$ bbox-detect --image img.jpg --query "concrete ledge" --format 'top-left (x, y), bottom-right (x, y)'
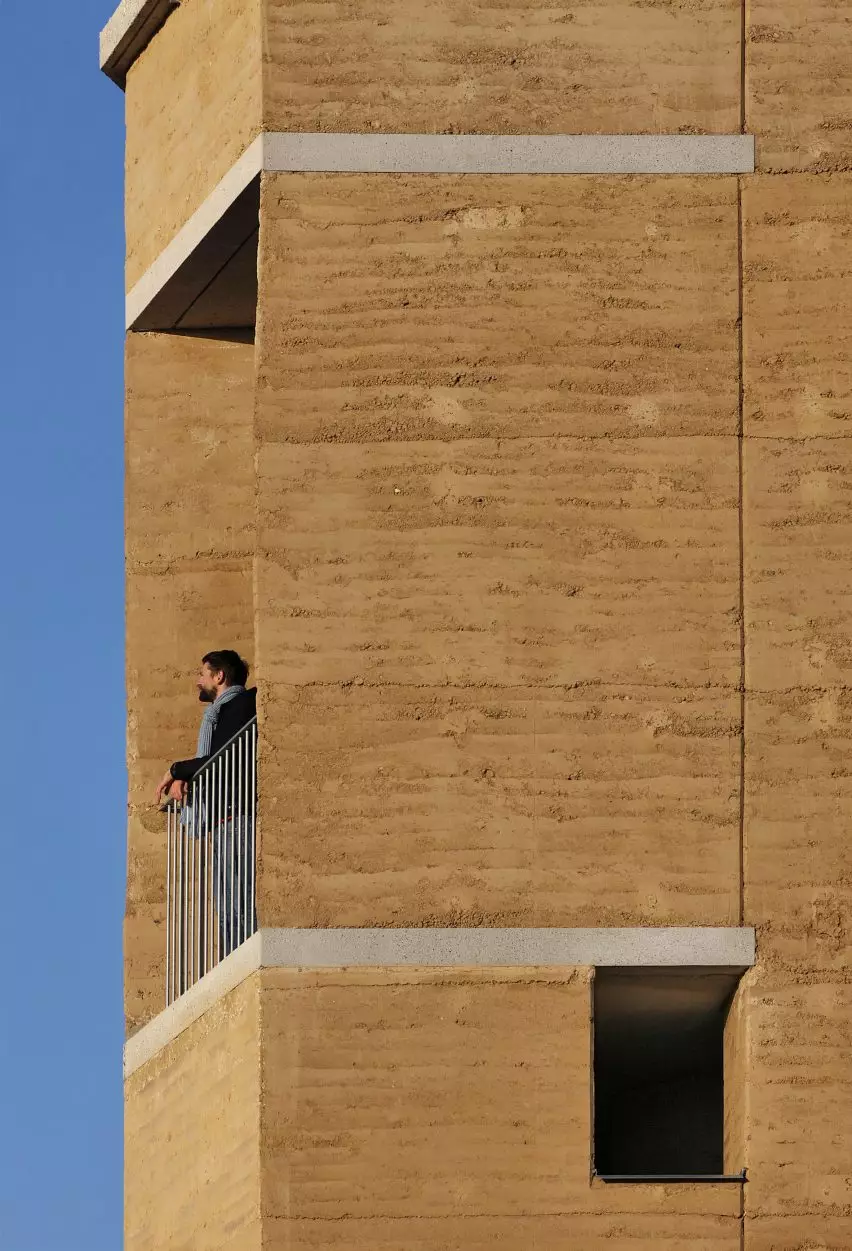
top-left (100, 0), bottom-right (179, 87)
top-left (258, 925), bottom-right (755, 969)
top-left (262, 132), bottom-right (755, 176)
top-left (125, 926), bottom-right (755, 1077)
top-left (125, 933), bottom-right (263, 1079)
top-left (125, 132), bottom-right (754, 329)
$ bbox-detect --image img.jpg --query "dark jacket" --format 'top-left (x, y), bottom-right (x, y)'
top-left (170, 687), bottom-right (257, 783)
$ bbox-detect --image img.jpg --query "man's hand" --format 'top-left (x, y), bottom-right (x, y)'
top-left (167, 778), bottom-right (187, 803)
top-left (155, 770), bottom-right (185, 805)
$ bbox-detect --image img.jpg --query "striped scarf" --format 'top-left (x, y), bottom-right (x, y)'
top-left (182, 684), bottom-right (247, 833)
top-left (197, 684), bottom-right (246, 757)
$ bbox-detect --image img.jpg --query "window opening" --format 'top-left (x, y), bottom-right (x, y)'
top-left (592, 969), bottom-right (743, 1181)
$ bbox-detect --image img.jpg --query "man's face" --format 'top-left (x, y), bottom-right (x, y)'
top-left (196, 662), bottom-right (220, 703)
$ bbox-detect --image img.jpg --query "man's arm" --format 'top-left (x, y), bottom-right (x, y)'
top-left (156, 692), bottom-right (256, 799)
top-left (156, 750), bottom-right (214, 798)
top-left (155, 770), bottom-right (188, 805)
top-left (169, 755), bottom-right (209, 783)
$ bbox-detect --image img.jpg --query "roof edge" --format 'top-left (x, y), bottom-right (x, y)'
top-left (100, 0), bottom-right (180, 87)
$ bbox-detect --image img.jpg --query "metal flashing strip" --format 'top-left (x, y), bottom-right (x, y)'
top-left (595, 1173), bottom-right (747, 1184)
top-left (124, 926), bottom-right (755, 1077)
top-left (125, 132), bottom-right (754, 329)
top-left (100, 0), bottom-right (179, 86)
top-left (262, 132), bottom-right (755, 176)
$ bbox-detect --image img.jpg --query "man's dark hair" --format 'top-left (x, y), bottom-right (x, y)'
top-left (202, 650), bottom-right (250, 687)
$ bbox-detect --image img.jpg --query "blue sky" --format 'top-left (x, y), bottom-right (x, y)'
top-left (0, 2), bottom-right (126, 1246)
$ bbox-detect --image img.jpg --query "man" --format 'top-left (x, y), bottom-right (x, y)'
top-left (156, 650), bottom-right (257, 965)
top-left (156, 650), bottom-right (256, 803)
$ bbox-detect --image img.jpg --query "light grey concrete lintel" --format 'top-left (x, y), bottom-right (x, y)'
top-left (258, 926), bottom-right (756, 969)
top-left (261, 132), bottom-right (755, 176)
top-left (124, 926), bottom-right (755, 1076)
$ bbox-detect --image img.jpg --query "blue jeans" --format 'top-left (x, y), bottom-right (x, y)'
top-left (214, 814), bottom-right (257, 958)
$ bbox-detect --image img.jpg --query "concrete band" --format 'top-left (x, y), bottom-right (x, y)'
top-left (126, 131), bottom-right (756, 329)
top-left (124, 926), bottom-right (756, 1076)
top-left (262, 132), bottom-right (755, 176)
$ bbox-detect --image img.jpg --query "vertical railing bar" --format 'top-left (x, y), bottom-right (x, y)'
top-left (174, 801), bottom-right (179, 1004)
top-left (195, 776), bottom-right (201, 986)
top-left (207, 766), bottom-right (213, 978)
top-left (238, 733), bottom-right (244, 948)
top-left (210, 764), bottom-right (216, 972)
top-left (241, 730), bottom-right (247, 942)
top-left (233, 737), bottom-right (240, 951)
top-left (215, 752), bottom-right (222, 968)
top-left (223, 745), bottom-right (230, 960)
top-left (237, 731), bottom-right (242, 948)
top-left (165, 803), bottom-right (171, 1007)
top-left (202, 765), bottom-right (208, 980)
top-left (186, 780), bottom-right (192, 985)
top-left (192, 775), bottom-right (198, 980)
top-left (232, 739), bottom-right (238, 954)
top-left (195, 775), bottom-right (202, 985)
top-left (172, 800), bottom-right (178, 1003)
top-left (176, 801), bottom-right (181, 1000)
top-left (198, 778), bottom-right (203, 986)
top-left (177, 804), bottom-right (183, 999)
top-left (212, 745), bottom-right (218, 960)
top-left (172, 801), bottom-right (177, 1004)
top-left (231, 741), bottom-right (237, 956)
top-left (249, 723), bottom-right (256, 939)
top-left (201, 781), bottom-right (205, 981)
top-left (221, 749), bottom-right (226, 965)
top-left (197, 776), bottom-right (203, 985)
top-left (197, 776), bottom-right (202, 983)
top-left (248, 727), bottom-right (253, 938)
top-left (200, 772), bottom-right (206, 980)
top-left (229, 743), bottom-right (236, 958)
top-left (185, 785), bottom-right (191, 990)
top-left (243, 728), bottom-right (249, 941)
top-left (245, 728), bottom-right (251, 940)
top-left (184, 801), bottom-right (189, 995)
top-left (241, 730), bottom-right (247, 944)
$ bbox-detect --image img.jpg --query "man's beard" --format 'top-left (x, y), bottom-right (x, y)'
top-left (198, 687), bottom-right (216, 703)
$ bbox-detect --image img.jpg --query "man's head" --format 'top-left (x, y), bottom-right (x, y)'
top-left (196, 650), bottom-right (250, 703)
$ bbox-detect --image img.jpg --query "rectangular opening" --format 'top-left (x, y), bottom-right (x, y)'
top-left (592, 968), bottom-right (742, 1180)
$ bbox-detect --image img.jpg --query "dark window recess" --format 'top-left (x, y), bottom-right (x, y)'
top-left (593, 969), bottom-right (740, 1178)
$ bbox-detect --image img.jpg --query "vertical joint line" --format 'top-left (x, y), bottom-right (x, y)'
top-left (739, 1159), bottom-right (746, 1250)
top-left (737, 181), bottom-right (746, 929)
top-left (740, 0), bottom-right (747, 134)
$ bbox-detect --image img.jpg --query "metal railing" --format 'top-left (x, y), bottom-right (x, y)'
top-left (164, 716), bottom-right (258, 1006)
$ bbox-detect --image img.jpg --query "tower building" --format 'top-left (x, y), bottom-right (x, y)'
top-left (102, 1), bottom-right (852, 1247)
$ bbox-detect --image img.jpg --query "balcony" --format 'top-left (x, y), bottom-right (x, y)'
top-left (163, 716), bottom-right (258, 1005)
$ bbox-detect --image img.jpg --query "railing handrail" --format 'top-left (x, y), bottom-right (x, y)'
top-left (186, 713), bottom-right (258, 782)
